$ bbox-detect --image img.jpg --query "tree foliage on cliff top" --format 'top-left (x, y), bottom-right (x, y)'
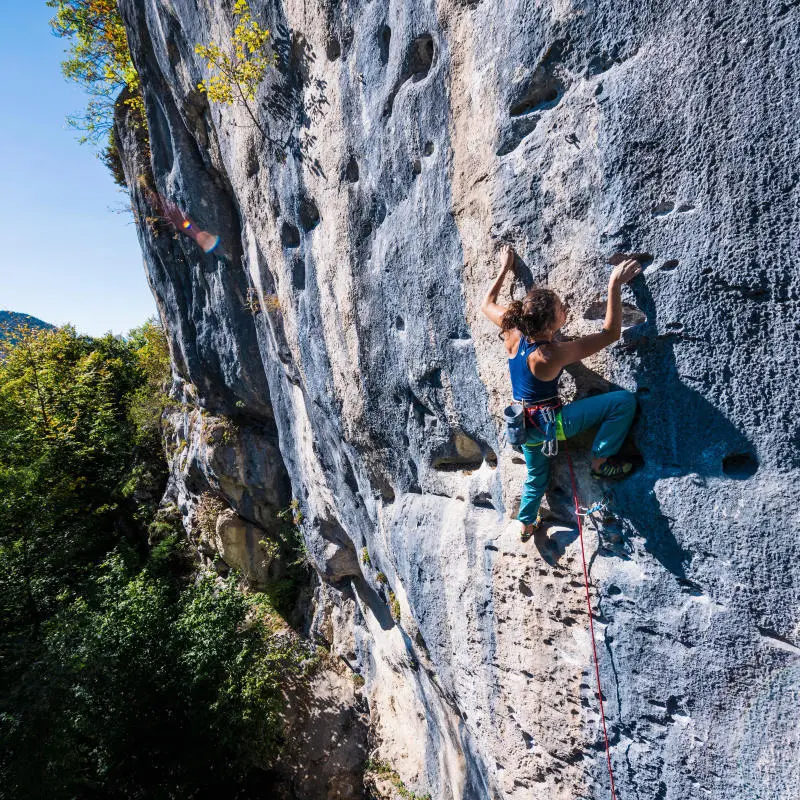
top-left (0, 324), bottom-right (310, 799)
top-left (195, 0), bottom-right (274, 140)
top-left (48, 0), bottom-right (146, 185)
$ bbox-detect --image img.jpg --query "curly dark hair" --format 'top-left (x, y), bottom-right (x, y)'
top-left (500, 288), bottom-right (560, 339)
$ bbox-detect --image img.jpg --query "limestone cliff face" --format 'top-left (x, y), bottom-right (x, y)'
top-left (116, 1), bottom-right (799, 797)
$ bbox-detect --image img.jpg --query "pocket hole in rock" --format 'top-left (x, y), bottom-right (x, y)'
top-left (631, 252), bottom-right (654, 268)
top-left (407, 34), bottom-right (435, 80)
top-left (281, 221), bottom-right (300, 248)
top-left (379, 25), bottom-right (391, 65)
top-left (665, 322), bottom-right (684, 332)
top-left (584, 300), bottom-right (646, 327)
top-left (326, 38), bottom-right (341, 60)
top-left (722, 452), bottom-right (758, 479)
top-left (423, 141), bottom-right (434, 156)
top-left (472, 493), bottom-right (495, 509)
top-left (383, 34), bottom-right (436, 117)
top-left (409, 395), bottom-right (436, 427)
top-left (661, 259), bottom-right (679, 272)
top-left (411, 158), bottom-right (422, 175)
top-left (422, 368), bottom-right (442, 389)
top-left (652, 202), bottom-right (674, 217)
top-left (291, 258), bottom-right (305, 290)
top-left (299, 198), bottom-right (320, 231)
top-left (676, 203), bottom-right (695, 213)
top-left (608, 251), bottom-right (653, 268)
top-left (495, 116), bottom-right (540, 157)
top-left (395, 316), bottom-right (405, 331)
top-left (344, 156), bottom-right (359, 183)
top-left (431, 431), bottom-right (484, 471)
top-left (586, 52), bottom-right (616, 77)
top-left (509, 70), bottom-right (563, 117)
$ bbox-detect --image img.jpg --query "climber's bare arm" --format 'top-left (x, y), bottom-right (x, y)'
top-left (480, 244), bottom-right (515, 327)
top-left (531, 259), bottom-right (642, 377)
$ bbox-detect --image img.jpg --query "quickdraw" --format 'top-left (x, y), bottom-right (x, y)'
top-left (524, 397), bottom-right (563, 458)
top-left (577, 493), bottom-right (612, 519)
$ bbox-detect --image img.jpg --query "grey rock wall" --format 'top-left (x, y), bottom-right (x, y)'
top-left (117, 0), bottom-right (800, 797)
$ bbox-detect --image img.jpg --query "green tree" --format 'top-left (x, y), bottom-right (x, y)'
top-left (0, 325), bottom-right (311, 799)
top-left (5, 550), bottom-right (311, 799)
top-left (127, 317), bottom-right (172, 448)
top-left (0, 325), bottom-right (153, 624)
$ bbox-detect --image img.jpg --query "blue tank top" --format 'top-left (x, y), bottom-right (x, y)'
top-left (508, 336), bottom-right (562, 402)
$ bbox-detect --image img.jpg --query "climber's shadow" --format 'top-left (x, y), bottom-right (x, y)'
top-left (540, 277), bottom-right (757, 584)
top-left (534, 524), bottom-right (580, 566)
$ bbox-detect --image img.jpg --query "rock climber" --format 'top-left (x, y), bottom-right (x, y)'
top-left (480, 245), bottom-right (642, 545)
top-left (139, 178), bottom-right (221, 254)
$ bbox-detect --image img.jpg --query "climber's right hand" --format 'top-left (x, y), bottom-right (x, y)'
top-left (609, 258), bottom-right (642, 286)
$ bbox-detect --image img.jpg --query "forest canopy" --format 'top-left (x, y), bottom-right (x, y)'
top-left (0, 324), bottom-right (312, 799)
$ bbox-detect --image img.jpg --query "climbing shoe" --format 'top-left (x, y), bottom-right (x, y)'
top-left (520, 515), bottom-right (543, 543)
top-left (591, 457), bottom-right (634, 480)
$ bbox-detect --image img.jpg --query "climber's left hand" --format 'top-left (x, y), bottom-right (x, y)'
top-left (499, 244), bottom-right (515, 272)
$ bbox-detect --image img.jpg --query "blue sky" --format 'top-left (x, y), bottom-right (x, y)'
top-left (0, 3), bottom-right (156, 337)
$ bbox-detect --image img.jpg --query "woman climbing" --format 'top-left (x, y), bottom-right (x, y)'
top-left (480, 245), bottom-right (642, 544)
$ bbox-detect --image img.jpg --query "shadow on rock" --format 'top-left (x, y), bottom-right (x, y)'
top-left (263, 24), bottom-right (329, 176)
top-left (535, 524), bottom-right (579, 566)
top-left (533, 277), bottom-right (756, 584)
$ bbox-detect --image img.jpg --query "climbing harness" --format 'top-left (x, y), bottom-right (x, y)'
top-left (524, 397), bottom-right (563, 457)
top-left (563, 440), bottom-right (619, 800)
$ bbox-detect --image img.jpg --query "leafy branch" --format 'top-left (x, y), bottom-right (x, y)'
top-left (47, 0), bottom-right (147, 185)
top-left (195, 0), bottom-right (275, 140)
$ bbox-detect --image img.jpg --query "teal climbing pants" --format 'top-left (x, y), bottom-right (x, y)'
top-left (517, 390), bottom-right (637, 525)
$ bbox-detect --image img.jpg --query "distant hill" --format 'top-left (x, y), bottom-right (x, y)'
top-left (0, 311), bottom-right (55, 342)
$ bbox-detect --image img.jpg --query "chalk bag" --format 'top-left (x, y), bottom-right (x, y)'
top-left (504, 403), bottom-right (526, 446)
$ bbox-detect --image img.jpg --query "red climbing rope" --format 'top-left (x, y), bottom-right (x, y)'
top-left (563, 441), bottom-right (619, 800)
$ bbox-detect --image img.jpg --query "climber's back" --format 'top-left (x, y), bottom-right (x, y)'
top-left (507, 334), bottom-right (562, 403)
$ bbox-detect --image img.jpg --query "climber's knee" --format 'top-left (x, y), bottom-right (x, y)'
top-left (619, 389), bottom-right (636, 416)
top-left (607, 390), bottom-right (636, 422)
